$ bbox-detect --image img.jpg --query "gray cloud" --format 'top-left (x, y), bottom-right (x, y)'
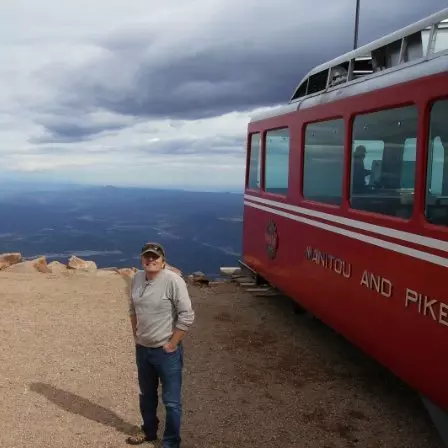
top-left (137, 135), bottom-right (247, 156)
top-left (30, 135), bottom-right (246, 158)
top-left (26, 104), bottom-right (141, 143)
top-left (1, 0), bottom-right (446, 186)
top-left (96, 47), bottom-right (332, 119)
top-left (43, 34), bottom-right (347, 123)
top-left (34, 1), bottom-right (446, 130)
top-left (359, 2), bottom-right (445, 44)
top-left (30, 121), bottom-right (127, 143)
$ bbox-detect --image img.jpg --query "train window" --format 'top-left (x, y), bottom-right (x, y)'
top-left (265, 128), bottom-right (290, 195)
top-left (303, 118), bottom-right (344, 205)
top-left (425, 99), bottom-right (448, 226)
top-left (247, 133), bottom-right (261, 190)
top-left (350, 105), bottom-right (418, 219)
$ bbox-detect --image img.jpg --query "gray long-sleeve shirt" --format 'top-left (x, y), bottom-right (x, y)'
top-left (129, 269), bottom-right (195, 348)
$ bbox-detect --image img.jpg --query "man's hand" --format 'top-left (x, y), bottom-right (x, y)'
top-left (162, 342), bottom-right (177, 353)
top-left (163, 328), bottom-right (185, 353)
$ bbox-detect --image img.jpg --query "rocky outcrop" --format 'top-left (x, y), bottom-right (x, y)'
top-left (116, 267), bottom-right (138, 277)
top-left (0, 251), bottom-right (214, 287)
top-left (187, 271), bottom-right (210, 286)
top-left (67, 256), bottom-right (97, 272)
top-left (166, 264), bottom-right (182, 277)
top-left (96, 269), bottom-right (120, 277)
top-left (47, 261), bottom-right (67, 273)
top-left (0, 253), bottom-right (22, 270)
top-left (5, 256), bottom-right (51, 274)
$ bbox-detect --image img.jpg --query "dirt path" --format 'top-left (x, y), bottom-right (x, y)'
top-left (0, 271), bottom-right (443, 447)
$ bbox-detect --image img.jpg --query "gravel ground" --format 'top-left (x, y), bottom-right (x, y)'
top-left (0, 270), bottom-right (444, 448)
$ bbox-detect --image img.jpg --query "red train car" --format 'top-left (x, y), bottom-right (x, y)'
top-left (241, 8), bottom-right (448, 443)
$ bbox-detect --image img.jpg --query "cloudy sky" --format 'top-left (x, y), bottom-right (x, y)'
top-left (0, 0), bottom-right (445, 191)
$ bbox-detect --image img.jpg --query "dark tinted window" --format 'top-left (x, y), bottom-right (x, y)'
top-left (303, 118), bottom-right (344, 205)
top-left (425, 99), bottom-right (448, 226)
top-left (265, 128), bottom-right (290, 195)
top-left (350, 105), bottom-right (418, 219)
top-left (247, 133), bottom-right (261, 190)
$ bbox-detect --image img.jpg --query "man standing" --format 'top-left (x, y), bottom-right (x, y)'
top-left (126, 242), bottom-right (195, 447)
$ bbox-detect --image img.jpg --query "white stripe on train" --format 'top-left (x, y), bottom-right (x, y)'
top-left (243, 200), bottom-right (448, 269)
top-left (244, 194), bottom-right (448, 253)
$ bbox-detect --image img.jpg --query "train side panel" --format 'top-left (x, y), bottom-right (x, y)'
top-left (243, 199), bottom-right (448, 410)
top-left (242, 71), bottom-right (448, 411)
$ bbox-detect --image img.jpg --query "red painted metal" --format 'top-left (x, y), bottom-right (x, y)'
top-left (242, 71), bottom-right (448, 412)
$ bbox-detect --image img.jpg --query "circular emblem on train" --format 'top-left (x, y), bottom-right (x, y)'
top-left (265, 219), bottom-right (278, 260)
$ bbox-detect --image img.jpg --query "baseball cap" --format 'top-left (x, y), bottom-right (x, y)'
top-left (140, 242), bottom-right (165, 258)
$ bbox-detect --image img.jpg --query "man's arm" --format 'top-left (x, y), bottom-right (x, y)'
top-left (128, 274), bottom-right (138, 342)
top-left (164, 276), bottom-right (195, 351)
top-left (169, 328), bottom-right (186, 348)
top-left (130, 313), bottom-right (137, 341)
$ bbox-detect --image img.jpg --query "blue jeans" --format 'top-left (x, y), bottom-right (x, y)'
top-left (135, 343), bottom-right (183, 448)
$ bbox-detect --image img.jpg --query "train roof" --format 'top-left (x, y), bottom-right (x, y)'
top-left (250, 8), bottom-right (448, 123)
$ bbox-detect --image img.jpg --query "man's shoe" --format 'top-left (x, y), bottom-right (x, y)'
top-left (125, 430), bottom-right (157, 445)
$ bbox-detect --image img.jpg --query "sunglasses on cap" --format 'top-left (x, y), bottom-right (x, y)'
top-left (140, 242), bottom-right (165, 258)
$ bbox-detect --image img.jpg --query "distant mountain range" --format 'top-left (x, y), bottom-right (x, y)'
top-left (0, 184), bottom-right (244, 278)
